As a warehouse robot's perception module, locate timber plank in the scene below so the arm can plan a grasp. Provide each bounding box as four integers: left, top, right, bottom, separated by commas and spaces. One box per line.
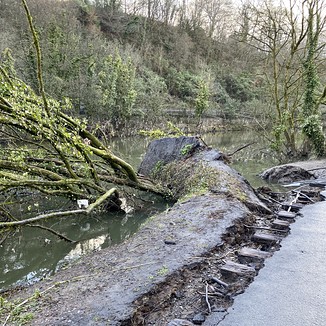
238, 247, 272, 265
309, 181, 326, 188
297, 197, 311, 204
251, 232, 281, 245
220, 261, 256, 280
281, 203, 304, 212
272, 219, 291, 230
277, 210, 296, 220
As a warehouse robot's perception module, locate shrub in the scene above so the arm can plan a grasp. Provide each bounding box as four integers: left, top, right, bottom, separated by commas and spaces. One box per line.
165, 67, 200, 99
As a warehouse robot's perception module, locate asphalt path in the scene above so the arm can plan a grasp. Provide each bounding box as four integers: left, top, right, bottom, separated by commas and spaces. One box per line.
204, 200, 326, 326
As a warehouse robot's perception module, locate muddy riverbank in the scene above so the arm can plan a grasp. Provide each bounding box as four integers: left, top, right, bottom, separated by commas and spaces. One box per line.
1, 138, 325, 326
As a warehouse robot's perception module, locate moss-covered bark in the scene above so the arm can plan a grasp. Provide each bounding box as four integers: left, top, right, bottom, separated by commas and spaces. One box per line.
0, 1, 163, 227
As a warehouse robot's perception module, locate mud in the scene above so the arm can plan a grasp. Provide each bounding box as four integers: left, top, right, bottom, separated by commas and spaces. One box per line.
1, 191, 264, 326
1, 143, 325, 326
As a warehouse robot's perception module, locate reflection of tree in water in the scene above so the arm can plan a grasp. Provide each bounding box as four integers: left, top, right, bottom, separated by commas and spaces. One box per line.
102, 212, 143, 245
0, 227, 74, 291
0, 194, 168, 291
63, 235, 108, 261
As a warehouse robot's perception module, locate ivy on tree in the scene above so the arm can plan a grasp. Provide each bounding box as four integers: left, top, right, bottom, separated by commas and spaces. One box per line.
0, 0, 161, 229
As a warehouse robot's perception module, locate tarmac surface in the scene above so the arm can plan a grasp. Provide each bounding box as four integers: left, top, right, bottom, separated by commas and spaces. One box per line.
204, 200, 326, 326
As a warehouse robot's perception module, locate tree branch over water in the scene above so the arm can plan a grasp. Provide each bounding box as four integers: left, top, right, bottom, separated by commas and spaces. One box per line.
0, 188, 118, 227
0, 0, 163, 227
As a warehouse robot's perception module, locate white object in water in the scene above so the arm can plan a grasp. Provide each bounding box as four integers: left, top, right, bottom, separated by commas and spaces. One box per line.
120, 197, 134, 214
77, 199, 89, 209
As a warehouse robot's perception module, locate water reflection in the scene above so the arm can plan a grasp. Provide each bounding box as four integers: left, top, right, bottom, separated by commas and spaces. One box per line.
62, 234, 108, 262
109, 136, 151, 169
202, 130, 278, 187
0, 195, 168, 292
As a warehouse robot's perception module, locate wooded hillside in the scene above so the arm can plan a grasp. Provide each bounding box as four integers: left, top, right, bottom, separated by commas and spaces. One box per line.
1, 0, 326, 158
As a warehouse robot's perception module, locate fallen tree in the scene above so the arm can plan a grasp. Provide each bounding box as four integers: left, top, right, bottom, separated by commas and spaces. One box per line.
0, 0, 162, 230
0, 135, 273, 325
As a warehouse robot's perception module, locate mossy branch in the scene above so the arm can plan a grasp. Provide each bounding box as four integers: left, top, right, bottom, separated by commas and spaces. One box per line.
0, 1, 163, 227
21, 0, 50, 117
0, 188, 118, 227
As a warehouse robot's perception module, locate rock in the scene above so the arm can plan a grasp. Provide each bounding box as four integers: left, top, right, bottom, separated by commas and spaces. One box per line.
260, 165, 315, 183
192, 312, 206, 324
167, 319, 195, 326
201, 311, 227, 324
138, 136, 202, 176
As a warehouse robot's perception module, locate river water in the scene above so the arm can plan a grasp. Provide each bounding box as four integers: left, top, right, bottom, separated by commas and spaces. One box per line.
0, 130, 276, 292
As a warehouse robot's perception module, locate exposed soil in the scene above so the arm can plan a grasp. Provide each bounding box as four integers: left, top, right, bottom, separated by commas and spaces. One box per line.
1, 153, 325, 326
127, 185, 323, 326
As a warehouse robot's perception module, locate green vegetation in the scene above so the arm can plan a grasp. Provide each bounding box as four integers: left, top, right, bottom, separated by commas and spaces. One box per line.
157, 266, 169, 276
180, 144, 194, 156
0, 0, 325, 159
149, 152, 250, 204
0, 0, 324, 230
0, 0, 165, 229
301, 1, 326, 156
98, 53, 137, 129
139, 122, 185, 139
152, 160, 216, 200
0, 0, 267, 132
0, 294, 35, 325
240, 0, 326, 159
195, 79, 210, 119
138, 129, 167, 139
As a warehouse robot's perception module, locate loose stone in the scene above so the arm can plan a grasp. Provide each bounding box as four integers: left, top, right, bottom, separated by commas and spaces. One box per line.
192, 312, 206, 324
167, 319, 195, 326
